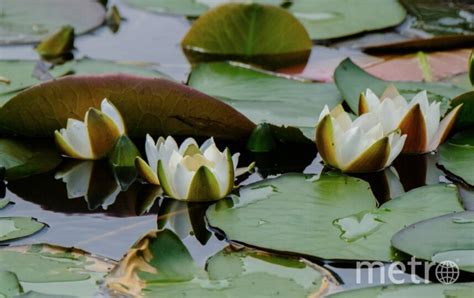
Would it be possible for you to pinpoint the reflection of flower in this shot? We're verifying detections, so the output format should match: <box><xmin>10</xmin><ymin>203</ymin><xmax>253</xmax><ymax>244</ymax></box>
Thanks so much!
<box><xmin>316</xmin><ymin>105</ymin><xmax>406</xmax><ymax>173</ymax></box>
<box><xmin>359</xmin><ymin>85</ymin><xmax>462</xmax><ymax>153</ymax></box>
<box><xmin>55</xmin><ymin>99</ymin><xmax>126</xmax><ymax>160</ymax></box>
<box><xmin>136</xmin><ymin>135</ymin><xmax>239</xmax><ymax>201</ymax></box>
<box><xmin>55</xmin><ymin>161</ymin><xmax>120</xmax><ymax>210</ymax></box>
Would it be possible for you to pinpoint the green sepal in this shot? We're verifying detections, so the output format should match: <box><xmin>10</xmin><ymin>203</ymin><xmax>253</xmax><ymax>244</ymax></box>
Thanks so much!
<box><xmin>186</xmin><ymin>166</ymin><xmax>222</xmax><ymax>202</ymax></box>
<box><xmin>109</xmin><ymin>135</ymin><xmax>141</xmax><ymax>190</ymax></box>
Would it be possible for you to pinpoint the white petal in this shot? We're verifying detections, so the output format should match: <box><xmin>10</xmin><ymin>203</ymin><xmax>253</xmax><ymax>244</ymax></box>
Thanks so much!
<box><xmin>365</xmin><ymin>123</ymin><xmax>384</xmax><ymax>142</ymax></box>
<box><xmin>168</xmin><ymin>150</ymin><xmax>183</xmax><ymax>174</ymax></box>
<box><xmin>409</xmin><ymin>91</ymin><xmax>430</xmax><ymax>115</ymax></box>
<box><xmin>163</xmin><ymin>136</ymin><xmax>179</xmax><ymax>152</ymax></box>
<box><xmin>378</xmin><ymin>99</ymin><xmax>402</xmax><ymax>134</ymax></box>
<box><xmin>62</xmin><ymin>119</ymin><xmax>93</xmax><ymax>158</ymax></box>
<box><xmin>232</xmin><ymin>152</ymin><xmax>240</xmax><ymax>172</ymax></box>
<box><xmin>386</xmin><ymin>133</ymin><xmax>406</xmax><ymax>166</ymax></box>
<box><xmin>173</xmin><ymin>163</ymin><xmax>194</xmax><ymax>200</ymax></box>
<box><xmin>338</xmin><ymin>127</ymin><xmax>365</xmax><ymax>167</ymax></box>
<box><xmin>200</xmin><ymin>137</ymin><xmax>215</xmax><ymax>152</ymax></box>
<box><xmin>145</xmin><ymin>134</ymin><xmax>159</xmax><ymax>175</ymax></box>
<box><xmin>203</xmin><ymin>143</ymin><xmax>224</xmax><ymax>164</ymax></box>
<box><xmin>100</xmin><ymin>98</ymin><xmax>125</xmax><ymax>134</ymax></box>
<box><xmin>55</xmin><ymin>162</ymin><xmax>93</xmax><ymax>199</ymax></box>
<box><xmin>178</xmin><ymin>137</ymin><xmax>199</xmax><ymax>155</ymax></box>
<box><xmin>352</xmin><ymin>113</ymin><xmax>379</xmax><ymax>132</ymax></box>
<box><xmin>211</xmin><ymin>151</ymin><xmax>232</xmax><ymax>196</ymax></box>
<box><xmin>364</xmin><ymin>89</ymin><xmax>382</xmax><ymax>111</ymax></box>
<box><xmin>425</xmin><ymin>102</ymin><xmax>441</xmax><ymax>145</ymax></box>
<box><xmin>318</xmin><ymin>105</ymin><xmax>330</xmax><ymax>122</ymax></box>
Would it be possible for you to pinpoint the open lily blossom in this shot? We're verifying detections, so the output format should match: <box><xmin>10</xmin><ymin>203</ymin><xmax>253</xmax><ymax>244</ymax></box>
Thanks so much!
<box><xmin>316</xmin><ymin>105</ymin><xmax>406</xmax><ymax>173</ymax></box>
<box><xmin>136</xmin><ymin>135</ymin><xmax>242</xmax><ymax>201</ymax></box>
<box><xmin>55</xmin><ymin>99</ymin><xmax>126</xmax><ymax>160</ymax></box>
<box><xmin>359</xmin><ymin>85</ymin><xmax>463</xmax><ymax>153</ymax></box>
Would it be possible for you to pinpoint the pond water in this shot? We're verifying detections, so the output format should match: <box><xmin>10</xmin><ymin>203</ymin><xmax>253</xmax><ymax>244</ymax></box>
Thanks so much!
<box><xmin>1</xmin><ymin>0</ymin><xmax>473</xmax><ymax>296</ymax></box>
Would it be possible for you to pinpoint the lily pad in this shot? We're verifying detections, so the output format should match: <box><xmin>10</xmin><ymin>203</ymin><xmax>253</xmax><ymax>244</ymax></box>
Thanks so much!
<box><xmin>106</xmin><ymin>229</ymin><xmax>337</xmax><ymax>297</ymax></box>
<box><xmin>0</xmin><ymin>271</ymin><xmax>22</xmax><ymax>297</ymax></box>
<box><xmin>0</xmin><ymin>244</ymin><xmax>115</xmax><ymax>297</ymax></box>
<box><xmin>392</xmin><ymin>211</ymin><xmax>474</xmax><ymax>273</ymax></box>
<box><xmin>328</xmin><ymin>283</ymin><xmax>474</xmax><ymax>298</ymax></box>
<box><xmin>334</xmin><ymin>58</ymin><xmax>465</xmax><ymax>114</ymax></box>
<box><xmin>0</xmin><ymin>139</ymin><xmax>62</xmax><ymax>181</ymax></box>
<box><xmin>0</xmin><ymin>74</ymin><xmax>255</xmax><ymax>139</ymax></box>
<box><xmin>0</xmin><ymin>59</ymin><xmax>171</xmax><ymax>106</ymax></box>
<box><xmin>0</xmin><ymin>217</ymin><xmax>45</xmax><ymax>242</ymax></box>
<box><xmin>289</xmin><ymin>0</ymin><xmax>406</xmax><ymax>40</ymax></box>
<box><xmin>0</xmin><ymin>0</ymin><xmax>105</xmax><ymax>45</ymax></box>
<box><xmin>126</xmin><ymin>0</ymin><xmax>282</xmax><ymax>16</ymax></box>
<box><xmin>188</xmin><ymin>62</ymin><xmax>341</xmax><ymax>138</ymax></box>
<box><xmin>181</xmin><ymin>3</ymin><xmax>312</xmax><ymax>67</ymax></box>
<box><xmin>451</xmin><ymin>91</ymin><xmax>474</xmax><ymax>132</ymax></box>
<box><xmin>438</xmin><ymin>129</ymin><xmax>474</xmax><ymax>186</ymax></box>
<box><xmin>206</xmin><ymin>173</ymin><xmax>464</xmax><ymax>262</ymax></box>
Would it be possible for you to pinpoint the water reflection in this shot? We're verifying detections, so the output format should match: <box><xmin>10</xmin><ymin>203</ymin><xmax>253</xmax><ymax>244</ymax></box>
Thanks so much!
<box><xmin>7</xmin><ymin>160</ymin><xmax>161</xmax><ymax>217</ymax></box>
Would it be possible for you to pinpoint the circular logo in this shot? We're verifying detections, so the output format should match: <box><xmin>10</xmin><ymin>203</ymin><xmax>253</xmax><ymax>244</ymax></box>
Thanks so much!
<box><xmin>435</xmin><ymin>260</ymin><xmax>460</xmax><ymax>284</ymax></box>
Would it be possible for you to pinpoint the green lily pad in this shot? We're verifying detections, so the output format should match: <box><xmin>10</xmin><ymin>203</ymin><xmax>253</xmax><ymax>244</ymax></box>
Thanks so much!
<box><xmin>0</xmin><ymin>58</ymin><xmax>171</xmax><ymax>106</ymax></box>
<box><xmin>0</xmin><ymin>271</ymin><xmax>22</xmax><ymax>297</ymax></box>
<box><xmin>207</xmin><ymin>173</ymin><xmax>464</xmax><ymax>262</ymax></box>
<box><xmin>106</xmin><ymin>229</ymin><xmax>337</xmax><ymax>297</ymax></box>
<box><xmin>181</xmin><ymin>3</ymin><xmax>312</xmax><ymax>67</ymax></box>
<box><xmin>0</xmin><ymin>139</ymin><xmax>62</xmax><ymax>181</ymax></box>
<box><xmin>188</xmin><ymin>62</ymin><xmax>341</xmax><ymax>138</ymax></box>
<box><xmin>0</xmin><ymin>0</ymin><xmax>105</xmax><ymax>45</ymax></box>
<box><xmin>289</xmin><ymin>0</ymin><xmax>406</xmax><ymax>40</ymax></box>
<box><xmin>0</xmin><ymin>74</ymin><xmax>255</xmax><ymax>139</ymax></box>
<box><xmin>126</xmin><ymin>0</ymin><xmax>282</xmax><ymax>17</ymax></box>
<box><xmin>328</xmin><ymin>283</ymin><xmax>474</xmax><ymax>298</ymax></box>
<box><xmin>392</xmin><ymin>211</ymin><xmax>474</xmax><ymax>273</ymax></box>
<box><xmin>438</xmin><ymin>130</ymin><xmax>474</xmax><ymax>186</ymax></box>
<box><xmin>334</xmin><ymin>58</ymin><xmax>465</xmax><ymax>114</ymax></box>
<box><xmin>0</xmin><ymin>244</ymin><xmax>115</xmax><ymax>297</ymax></box>
<box><xmin>0</xmin><ymin>217</ymin><xmax>45</xmax><ymax>242</ymax></box>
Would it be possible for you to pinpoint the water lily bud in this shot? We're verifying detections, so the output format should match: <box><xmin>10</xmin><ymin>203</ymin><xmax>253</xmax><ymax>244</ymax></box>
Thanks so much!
<box><xmin>136</xmin><ymin>135</ymin><xmax>244</xmax><ymax>202</ymax></box>
<box><xmin>316</xmin><ymin>105</ymin><xmax>406</xmax><ymax>173</ymax></box>
<box><xmin>359</xmin><ymin>85</ymin><xmax>463</xmax><ymax>153</ymax></box>
<box><xmin>55</xmin><ymin>99</ymin><xmax>126</xmax><ymax>160</ymax></box>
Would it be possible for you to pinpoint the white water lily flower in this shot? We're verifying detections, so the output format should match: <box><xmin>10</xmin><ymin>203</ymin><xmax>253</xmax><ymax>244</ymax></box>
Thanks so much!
<box><xmin>359</xmin><ymin>85</ymin><xmax>463</xmax><ymax>153</ymax></box>
<box><xmin>55</xmin><ymin>99</ymin><xmax>126</xmax><ymax>160</ymax></box>
<box><xmin>136</xmin><ymin>135</ymin><xmax>241</xmax><ymax>201</ymax></box>
<box><xmin>316</xmin><ymin>105</ymin><xmax>406</xmax><ymax>173</ymax></box>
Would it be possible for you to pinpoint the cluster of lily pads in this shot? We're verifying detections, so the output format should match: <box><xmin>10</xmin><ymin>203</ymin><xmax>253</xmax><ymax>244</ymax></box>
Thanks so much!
<box><xmin>1</xmin><ymin>0</ymin><xmax>474</xmax><ymax>297</ymax></box>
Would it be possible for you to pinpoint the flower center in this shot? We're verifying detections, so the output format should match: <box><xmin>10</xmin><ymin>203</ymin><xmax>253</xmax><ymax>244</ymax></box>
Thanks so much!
<box><xmin>181</xmin><ymin>154</ymin><xmax>215</xmax><ymax>171</ymax></box>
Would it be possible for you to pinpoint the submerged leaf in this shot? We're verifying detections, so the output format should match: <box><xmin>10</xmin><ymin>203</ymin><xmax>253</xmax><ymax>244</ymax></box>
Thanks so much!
<box><xmin>0</xmin><ymin>74</ymin><xmax>255</xmax><ymax>139</ymax></box>
<box><xmin>182</xmin><ymin>4</ymin><xmax>312</xmax><ymax>67</ymax></box>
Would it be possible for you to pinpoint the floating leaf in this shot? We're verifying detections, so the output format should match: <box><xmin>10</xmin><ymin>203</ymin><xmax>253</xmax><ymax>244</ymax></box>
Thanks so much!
<box><xmin>289</xmin><ymin>0</ymin><xmax>406</xmax><ymax>40</ymax></box>
<box><xmin>188</xmin><ymin>62</ymin><xmax>341</xmax><ymax>138</ymax></box>
<box><xmin>207</xmin><ymin>173</ymin><xmax>463</xmax><ymax>261</ymax></box>
<box><xmin>0</xmin><ymin>0</ymin><xmax>105</xmax><ymax>45</ymax></box>
<box><xmin>328</xmin><ymin>283</ymin><xmax>474</xmax><ymax>298</ymax></box>
<box><xmin>0</xmin><ymin>244</ymin><xmax>115</xmax><ymax>297</ymax></box>
<box><xmin>392</xmin><ymin>211</ymin><xmax>474</xmax><ymax>273</ymax></box>
<box><xmin>181</xmin><ymin>4</ymin><xmax>312</xmax><ymax>67</ymax></box>
<box><xmin>0</xmin><ymin>271</ymin><xmax>22</xmax><ymax>297</ymax></box>
<box><xmin>0</xmin><ymin>74</ymin><xmax>255</xmax><ymax>139</ymax></box>
<box><xmin>126</xmin><ymin>0</ymin><xmax>282</xmax><ymax>16</ymax></box>
<box><xmin>106</xmin><ymin>229</ymin><xmax>337</xmax><ymax>297</ymax></box>
<box><xmin>438</xmin><ymin>129</ymin><xmax>474</xmax><ymax>186</ymax></box>
<box><xmin>0</xmin><ymin>217</ymin><xmax>45</xmax><ymax>242</ymax></box>
<box><xmin>334</xmin><ymin>58</ymin><xmax>465</xmax><ymax>113</ymax></box>
<box><xmin>0</xmin><ymin>139</ymin><xmax>62</xmax><ymax>181</ymax></box>
<box><xmin>35</xmin><ymin>26</ymin><xmax>75</xmax><ymax>60</ymax></box>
